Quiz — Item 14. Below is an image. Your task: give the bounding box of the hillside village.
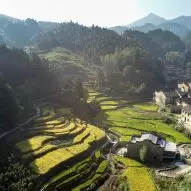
[1,8,191,191]
[159,82,191,136]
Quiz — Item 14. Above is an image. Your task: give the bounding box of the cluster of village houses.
[117,83,191,165]
[164,82,191,134]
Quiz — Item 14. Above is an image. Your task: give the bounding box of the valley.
[1,7,191,191]
[1,87,190,191]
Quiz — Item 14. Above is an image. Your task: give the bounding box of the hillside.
[110,13,191,37]
[158,22,190,37]
[170,16,191,30]
[38,21,59,32]
[34,22,129,57]
[131,23,156,33]
[31,21,189,96]
[38,47,88,80]
[128,13,166,27]
[0,14,60,48]
[1,11,191,191]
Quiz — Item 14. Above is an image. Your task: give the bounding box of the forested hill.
[0,15,58,48]
[0,45,87,134]
[33,22,131,58]
[30,21,191,98]
[0,19,190,105]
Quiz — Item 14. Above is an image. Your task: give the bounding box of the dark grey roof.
[182,98,191,105]
[183,106,191,114]
[164,91,179,97]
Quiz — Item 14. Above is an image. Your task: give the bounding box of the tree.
[96,68,105,88]
[139,144,148,163]
[154,91,166,109]
[0,35,4,45]
[185,61,191,80]
[0,78,18,131]
[0,155,37,191]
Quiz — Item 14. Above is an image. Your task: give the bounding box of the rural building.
[180,106,191,125]
[126,133,177,164]
[180,106,191,137]
[163,91,179,105]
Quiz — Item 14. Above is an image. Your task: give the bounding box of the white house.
[180,106,191,133]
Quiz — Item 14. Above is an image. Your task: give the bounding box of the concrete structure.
[126,133,177,164]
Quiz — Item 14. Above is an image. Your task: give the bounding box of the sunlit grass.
[31,124,105,174]
[95,151,101,159]
[133,103,159,112]
[106,107,190,143]
[96,160,107,173]
[31,144,88,174]
[100,100,118,105]
[16,135,54,153]
[114,155,156,191]
[56,108,72,115]
[72,160,107,191]
[41,157,91,190]
[43,123,75,134]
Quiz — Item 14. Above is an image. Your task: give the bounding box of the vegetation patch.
[16,135,54,153]
[133,103,159,112]
[114,155,156,191]
[105,106,190,143]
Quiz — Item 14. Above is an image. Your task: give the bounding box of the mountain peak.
[147,13,158,17]
[128,13,166,28]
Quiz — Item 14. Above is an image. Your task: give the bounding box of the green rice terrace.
[87,89,191,191]
[2,89,191,191]
[4,105,108,191]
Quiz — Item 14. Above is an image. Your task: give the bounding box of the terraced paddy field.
[87,89,123,111]
[90,90,190,143]
[6,89,191,191]
[12,106,108,190]
[114,155,156,191]
[87,89,191,190]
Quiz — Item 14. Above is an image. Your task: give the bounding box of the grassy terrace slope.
[88,89,190,191]
[114,155,156,191]
[89,89,190,143]
[39,47,88,79]
[13,106,107,190]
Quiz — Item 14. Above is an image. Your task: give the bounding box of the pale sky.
[0,0,191,27]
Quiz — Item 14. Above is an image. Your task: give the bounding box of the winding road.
[0,105,41,140]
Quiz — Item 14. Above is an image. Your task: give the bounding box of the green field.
[41,152,107,191]
[114,155,156,191]
[103,105,190,143]
[87,89,190,191]
[87,89,190,143]
[13,89,191,191]
[39,47,87,74]
[14,104,107,190]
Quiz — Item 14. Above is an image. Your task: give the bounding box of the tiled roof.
[130,133,177,152]
[183,106,191,114]
[131,133,161,145]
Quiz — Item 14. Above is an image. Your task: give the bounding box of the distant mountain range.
[110,13,191,37]
[0,14,59,31]
[0,14,59,47]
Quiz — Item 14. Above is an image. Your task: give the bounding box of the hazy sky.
[0,0,191,27]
